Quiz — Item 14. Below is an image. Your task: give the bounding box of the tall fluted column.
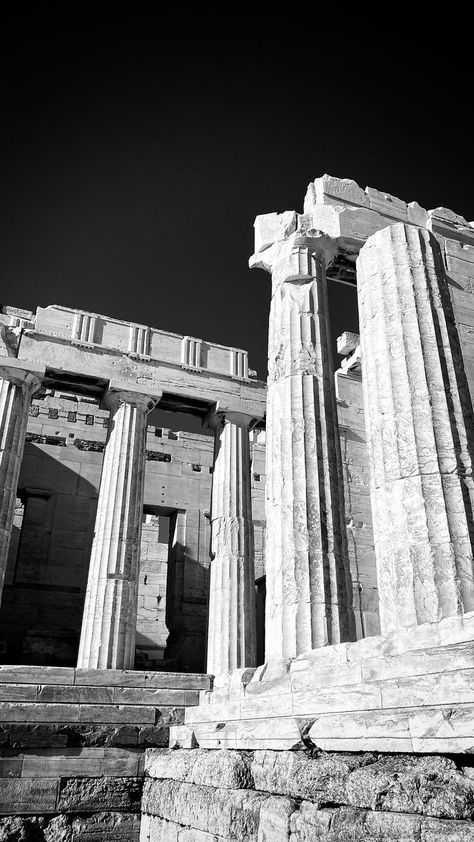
[357,223,474,634]
[77,387,158,669]
[251,229,355,660]
[0,363,43,603]
[206,409,258,674]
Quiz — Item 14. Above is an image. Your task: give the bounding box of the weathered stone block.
[146,748,254,789]
[345,755,474,820]
[58,777,142,812]
[0,816,46,841]
[251,751,369,805]
[0,778,58,814]
[71,812,140,841]
[142,779,268,839]
[140,815,222,842]
[257,794,297,841]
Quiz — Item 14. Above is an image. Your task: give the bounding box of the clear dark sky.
[1,9,471,383]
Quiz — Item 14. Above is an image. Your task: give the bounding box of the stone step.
[0,683,200,707]
[0,746,144,778]
[173,700,474,754]
[0,665,212,690]
[0,701,158,724]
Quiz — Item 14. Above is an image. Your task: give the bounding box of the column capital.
[0,359,45,392]
[102,380,162,413]
[249,222,338,281]
[205,399,265,432]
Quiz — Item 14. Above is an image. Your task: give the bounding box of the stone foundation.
[141,747,474,841]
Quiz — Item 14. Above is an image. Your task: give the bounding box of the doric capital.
[103,380,162,414]
[205,399,264,433]
[0,359,45,392]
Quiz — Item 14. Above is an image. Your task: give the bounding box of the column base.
[177,612,474,754]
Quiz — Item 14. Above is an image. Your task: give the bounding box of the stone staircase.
[0,665,212,841]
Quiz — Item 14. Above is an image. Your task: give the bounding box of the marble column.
[77,387,158,669]
[206,409,257,674]
[0,364,43,603]
[252,230,356,660]
[357,222,474,634]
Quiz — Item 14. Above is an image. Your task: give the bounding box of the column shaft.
[0,372,41,601]
[357,223,474,633]
[77,391,153,669]
[265,239,355,659]
[207,414,257,674]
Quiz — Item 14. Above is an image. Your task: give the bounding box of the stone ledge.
[0,715,184,749]
[0,746,144,778]
[177,702,474,753]
[0,665,212,691]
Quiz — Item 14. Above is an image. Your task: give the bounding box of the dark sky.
[1,9,471,384]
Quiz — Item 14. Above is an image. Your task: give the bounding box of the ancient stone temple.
[2,175,474,840]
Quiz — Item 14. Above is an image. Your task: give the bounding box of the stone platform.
[0,666,211,841]
[173,612,474,755]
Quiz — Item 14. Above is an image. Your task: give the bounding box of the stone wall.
[141,747,474,841]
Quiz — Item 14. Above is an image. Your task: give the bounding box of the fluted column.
[357,223,474,634]
[252,230,355,660]
[77,387,158,669]
[206,409,257,674]
[0,364,43,603]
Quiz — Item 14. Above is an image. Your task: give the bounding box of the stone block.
[344,755,474,820]
[380,668,474,709]
[0,750,22,776]
[292,683,382,716]
[308,709,413,753]
[407,201,429,227]
[337,331,360,356]
[20,747,143,778]
[288,801,333,841]
[0,816,49,840]
[304,175,369,210]
[254,211,297,253]
[330,806,422,841]
[0,777,58,814]
[251,751,368,805]
[365,185,408,220]
[188,718,303,751]
[142,779,268,840]
[140,815,221,842]
[146,748,254,790]
[58,777,142,812]
[0,665,75,684]
[111,688,186,706]
[257,794,297,841]
[71,812,140,841]
[169,725,197,748]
